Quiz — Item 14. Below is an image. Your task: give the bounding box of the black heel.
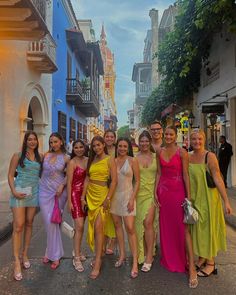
[197,263,217,277]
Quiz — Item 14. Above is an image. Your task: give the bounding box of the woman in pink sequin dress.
[156,126,198,289]
[67,140,88,272]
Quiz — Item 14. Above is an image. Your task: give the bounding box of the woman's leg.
[112,214,125,262]
[12,207,26,276]
[143,205,155,264]
[73,217,85,257]
[22,207,37,264]
[124,216,138,273]
[185,226,198,287]
[90,213,104,278]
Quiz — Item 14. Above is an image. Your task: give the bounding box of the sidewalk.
[0,188,236,244]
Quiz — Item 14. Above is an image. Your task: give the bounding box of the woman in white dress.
[110,137,140,278]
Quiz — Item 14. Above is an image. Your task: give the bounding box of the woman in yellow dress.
[81,136,117,279]
[189,129,232,277]
[103,129,117,254]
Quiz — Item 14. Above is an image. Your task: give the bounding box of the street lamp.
[188,110,195,128]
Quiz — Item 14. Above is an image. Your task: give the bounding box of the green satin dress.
[189,163,226,259]
[136,153,157,264]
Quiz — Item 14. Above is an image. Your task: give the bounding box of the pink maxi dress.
[156,148,186,272]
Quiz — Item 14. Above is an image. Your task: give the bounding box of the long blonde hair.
[190,128,206,141]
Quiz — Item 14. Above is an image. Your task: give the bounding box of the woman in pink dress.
[156,125,197,288]
[67,140,88,272]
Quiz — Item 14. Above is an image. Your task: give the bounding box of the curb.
[225,215,236,231]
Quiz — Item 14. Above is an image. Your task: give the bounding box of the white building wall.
[194,31,236,187]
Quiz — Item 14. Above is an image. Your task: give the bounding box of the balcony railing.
[28,34,56,63]
[31,0,46,21]
[137,83,152,96]
[66,79,83,100]
[66,78,99,117]
[27,34,57,73]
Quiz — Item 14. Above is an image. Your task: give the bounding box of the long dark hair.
[87,136,108,173]
[104,129,116,141]
[19,131,41,168]
[71,139,87,159]
[48,132,66,153]
[115,137,134,158]
[138,130,155,153]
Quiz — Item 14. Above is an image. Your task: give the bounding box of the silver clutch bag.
[61,221,75,239]
[182,198,198,224]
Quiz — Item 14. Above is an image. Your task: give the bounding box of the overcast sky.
[72,0,173,127]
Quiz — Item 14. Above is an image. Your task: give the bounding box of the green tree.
[117,125,130,138]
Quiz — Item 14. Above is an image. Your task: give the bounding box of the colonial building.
[77,19,105,141]
[194,29,236,187]
[0,0,56,200]
[52,2,104,144]
[100,25,117,131]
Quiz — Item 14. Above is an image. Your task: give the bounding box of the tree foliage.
[117,125,130,138]
[142,0,236,125]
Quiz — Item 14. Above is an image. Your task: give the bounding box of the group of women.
[8,126,233,288]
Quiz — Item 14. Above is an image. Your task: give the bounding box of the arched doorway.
[20,83,49,152]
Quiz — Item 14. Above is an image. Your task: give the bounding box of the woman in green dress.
[136,131,157,272]
[189,129,232,277]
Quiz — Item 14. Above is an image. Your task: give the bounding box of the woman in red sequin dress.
[67,140,88,272]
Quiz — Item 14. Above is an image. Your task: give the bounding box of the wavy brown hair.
[87,136,108,173]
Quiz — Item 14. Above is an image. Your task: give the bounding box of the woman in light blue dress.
[8,131,42,281]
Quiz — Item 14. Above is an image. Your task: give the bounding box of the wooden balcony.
[66,78,84,105]
[0,0,48,40]
[27,34,57,73]
[66,78,99,117]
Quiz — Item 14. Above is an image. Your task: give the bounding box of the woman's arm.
[127,157,140,213]
[81,175,89,211]
[8,153,26,198]
[208,152,232,214]
[154,149,162,207]
[180,148,191,200]
[66,160,75,212]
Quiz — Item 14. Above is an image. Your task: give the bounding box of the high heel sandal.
[189,276,198,289]
[73,257,84,272]
[13,261,22,281]
[114,258,126,268]
[197,263,218,277]
[141,261,153,273]
[22,258,31,269]
[50,260,60,270]
[130,270,138,279]
[42,256,50,264]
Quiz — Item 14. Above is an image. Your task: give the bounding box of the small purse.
[51,196,62,224]
[205,152,216,188]
[61,221,75,239]
[182,198,198,224]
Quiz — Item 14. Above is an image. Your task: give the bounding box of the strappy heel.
[197,263,217,277]
[73,257,84,272]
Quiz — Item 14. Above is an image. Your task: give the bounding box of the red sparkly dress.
[71,166,87,219]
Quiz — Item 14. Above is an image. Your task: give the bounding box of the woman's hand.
[103,197,110,211]
[13,191,27,199]
[224,200,233,215]
[56,184,64,197]
[67,201,74,213]
[127,197,135,213]
[81,199,87,213]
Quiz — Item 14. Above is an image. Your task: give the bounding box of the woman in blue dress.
[8,131,42,281]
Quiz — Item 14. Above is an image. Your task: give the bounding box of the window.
[70,118,76,140]
[83,124,87,141]
[67,52,72,79]
[77,122,82,139]
[58,111,67,142]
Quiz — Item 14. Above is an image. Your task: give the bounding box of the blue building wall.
[52,0,87,143]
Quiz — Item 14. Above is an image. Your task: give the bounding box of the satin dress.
[39,153,67,261]
[71,166,87,219]
[86,156,110,251]
[157,148,186,273]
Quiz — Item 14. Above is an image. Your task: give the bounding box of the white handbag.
[61,221,75,239]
